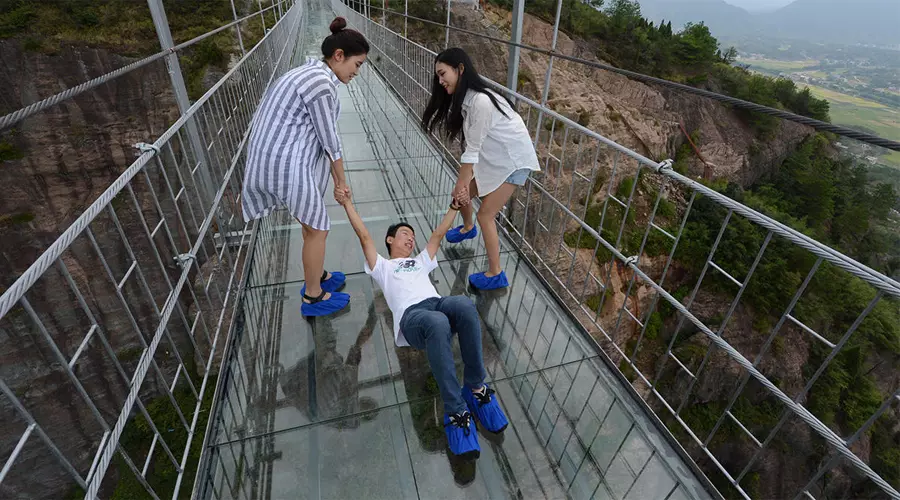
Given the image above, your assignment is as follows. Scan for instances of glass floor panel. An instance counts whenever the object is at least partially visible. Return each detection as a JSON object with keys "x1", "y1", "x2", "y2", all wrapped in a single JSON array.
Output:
[{"x1": 198, "y1": 7, "x2": 712, "y2": 499}]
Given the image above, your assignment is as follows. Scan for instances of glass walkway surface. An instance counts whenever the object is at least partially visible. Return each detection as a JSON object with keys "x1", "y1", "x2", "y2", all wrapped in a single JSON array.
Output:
[{"x1": 196, "y1": 7, "x2": 711, "y2": 500}]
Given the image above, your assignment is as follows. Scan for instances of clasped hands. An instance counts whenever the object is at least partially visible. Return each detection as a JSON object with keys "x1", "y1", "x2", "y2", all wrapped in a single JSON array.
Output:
[
  {"x1": 452, "y1": 184, "x2": 472, "y2": 207},
  {"x1": 334, "y1": 183, "x2": 352, "y2": 205}
]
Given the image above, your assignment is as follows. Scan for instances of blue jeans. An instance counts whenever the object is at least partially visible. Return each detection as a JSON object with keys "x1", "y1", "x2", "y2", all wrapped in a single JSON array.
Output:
[{"x1": 400, "y1": 296, "x2": 486, "y2": 415}]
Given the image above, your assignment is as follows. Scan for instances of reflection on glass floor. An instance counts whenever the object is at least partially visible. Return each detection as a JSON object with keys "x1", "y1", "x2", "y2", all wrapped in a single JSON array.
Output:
[{"x1": 198, "y1": 19, "x2": 712, "y2": 500}]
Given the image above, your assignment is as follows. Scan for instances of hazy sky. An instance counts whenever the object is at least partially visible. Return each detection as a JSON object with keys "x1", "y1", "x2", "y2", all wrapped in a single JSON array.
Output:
[{"x1": 722, "y1": 0, "x2": 794, "y2": 11}]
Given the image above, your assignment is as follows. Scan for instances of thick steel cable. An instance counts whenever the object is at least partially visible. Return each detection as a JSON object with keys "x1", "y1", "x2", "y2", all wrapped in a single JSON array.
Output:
[
  {"x1": 358, "y1": 7, "x2": 900, "y2": 299},
  {"x1": 0, "y1": 0, "x2": 290, "y2": 131},
  {"x1": 362, "y1": 3, "x2": 900, "y2": 152},
  {"x1": 526, "y1": 178, "x2": 900, "y2": 499},
  {"x1": 83, "y1": 6, "x2": 303, "y2": 497}
]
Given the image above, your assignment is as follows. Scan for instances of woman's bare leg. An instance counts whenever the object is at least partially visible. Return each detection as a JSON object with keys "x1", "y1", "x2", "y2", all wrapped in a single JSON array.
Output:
[
  {"x1": 477, "y1": 183, "x2": 517, "y2": 277},
  {"x1": 301, "y1": 222, "x2": 330, "y2": 302}
]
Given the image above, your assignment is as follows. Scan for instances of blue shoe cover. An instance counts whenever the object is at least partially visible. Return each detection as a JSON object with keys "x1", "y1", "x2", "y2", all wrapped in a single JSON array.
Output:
[
  {"x1": 301, "y1": 271, "x2": 346, "y2": 295},
  {"x1": 463, "y1": 385, "x2": 509, "y2": 433},
  {"x1": 301, "y1": 291, "x2": 350, "y2": 317},
  {"x1": 468, "y1": 271, "x2": 509, "y2": 290},
  {"x1": 444, "y1": 412, "x2": 480, "y2": 459},
  {"x1": 446, "y1": 225, "x2": 478, "y2": 243}
]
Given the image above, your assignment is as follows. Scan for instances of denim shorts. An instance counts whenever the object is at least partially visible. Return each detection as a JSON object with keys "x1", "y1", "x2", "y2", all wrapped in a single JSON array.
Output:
[{"x1": 505, "y1": 168, "x2": 532, "y2": 186}]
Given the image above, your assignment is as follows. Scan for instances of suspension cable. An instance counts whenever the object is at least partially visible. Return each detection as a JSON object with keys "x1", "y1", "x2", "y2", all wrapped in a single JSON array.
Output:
[
  {"x1": 0, "y1": 0, "x2": 290, "y2": 132},
  {"x1": 359, "y1": 2, "x2": 900, "y2": 152}
]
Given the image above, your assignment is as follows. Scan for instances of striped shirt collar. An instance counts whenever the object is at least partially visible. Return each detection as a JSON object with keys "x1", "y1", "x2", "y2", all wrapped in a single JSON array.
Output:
[{"x1": 307, "y1": 56, "x2": 341, "y2": 85}]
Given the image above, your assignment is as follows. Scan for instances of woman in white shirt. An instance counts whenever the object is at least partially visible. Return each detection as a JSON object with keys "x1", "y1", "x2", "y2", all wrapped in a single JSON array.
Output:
[{"x1": 422, "y1": 48, "x2": 540, "y2": 290}]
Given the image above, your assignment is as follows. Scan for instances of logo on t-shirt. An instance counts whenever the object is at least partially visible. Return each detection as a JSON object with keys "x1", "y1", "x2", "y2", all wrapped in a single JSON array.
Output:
[{"x1": 394, "y1": 259, "x2": 420, "y2": 274}]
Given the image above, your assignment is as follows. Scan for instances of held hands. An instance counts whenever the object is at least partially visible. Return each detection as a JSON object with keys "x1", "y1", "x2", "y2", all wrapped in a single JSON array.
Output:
[
  {"x1": 334, "y1": 183, "x2": 352, "y2": 206},
  {"x1": 452, "y1": 183, "x2": 470, "y2": 207}
]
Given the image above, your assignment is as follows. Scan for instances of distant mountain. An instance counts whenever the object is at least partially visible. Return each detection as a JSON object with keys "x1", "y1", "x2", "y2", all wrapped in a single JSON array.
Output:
[
  {"x1": 762, "y1": 0, "x2": 900, "y2": 47},
  {"x1": 636, "y1": 0, "x2": 758, "y2": 37},
  {"x1": 635, "y1": 0, "x2": 900, "y2": 47},
  {"x1": 722, "y1": 0, "x2": 791, "y2": 13}
]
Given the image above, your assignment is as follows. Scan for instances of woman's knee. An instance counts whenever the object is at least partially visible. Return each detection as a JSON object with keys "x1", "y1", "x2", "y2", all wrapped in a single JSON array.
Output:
[
  {"x1": 476, "y1": 207, "x2": 497, "y2": 223},
  {"x1": 301, "y1": 223, "x2": 328, "y2": 238}
]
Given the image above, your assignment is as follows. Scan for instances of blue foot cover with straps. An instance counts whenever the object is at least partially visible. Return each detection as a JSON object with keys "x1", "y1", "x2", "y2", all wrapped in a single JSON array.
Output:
[
  {"x1": 300, "y1": 270, "x2": 346, "y2": 296},
  {"x1": 463, "y1": 385, "x2": 509, "y2": 433},
  {"x1": 301, "y1": 290, "x2": 350, "y2": 317},
  {"x1": 446, "y1": 225, "x2": 478, "y2": 243},
  {"x1": 444, "y1": 411, "x2": 480, "y2": 459},
  {"x1": 468, "y1": 271, "x2": 509, "y2": 290}
]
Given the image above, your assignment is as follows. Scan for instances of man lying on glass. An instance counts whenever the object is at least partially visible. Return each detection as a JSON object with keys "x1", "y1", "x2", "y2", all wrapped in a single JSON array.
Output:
[{"x1": 337, "y1": 195, "x2": 508, "y2": 459}]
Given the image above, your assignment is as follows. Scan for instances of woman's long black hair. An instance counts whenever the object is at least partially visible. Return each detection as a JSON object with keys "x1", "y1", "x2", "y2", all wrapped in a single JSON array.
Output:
[{"x1": 421, "y1": 48, "x2": 512, "y2": 143}]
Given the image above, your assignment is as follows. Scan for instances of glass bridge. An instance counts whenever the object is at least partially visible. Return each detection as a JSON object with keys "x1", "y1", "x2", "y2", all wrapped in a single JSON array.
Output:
[
  {"x1": 0, "y1": 0, "x2": 896, "y2": 499},
  {"x1": 194, "y1": 7, "x2": 712, "y2": 499}
]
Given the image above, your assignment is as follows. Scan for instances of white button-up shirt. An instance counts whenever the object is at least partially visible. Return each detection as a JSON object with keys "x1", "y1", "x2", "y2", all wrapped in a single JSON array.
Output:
[{"x1": 461, "y1": 89, "x2": 540, "y2": 195}]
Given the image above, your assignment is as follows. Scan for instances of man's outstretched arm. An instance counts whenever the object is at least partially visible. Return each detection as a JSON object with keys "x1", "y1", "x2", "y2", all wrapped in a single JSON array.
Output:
[
  {"x1": 342, "y1": 200, "x2": 378, "y2": 270},
  {"x1": 426, "y1": 199, "x2": 462, "y2": 260}
]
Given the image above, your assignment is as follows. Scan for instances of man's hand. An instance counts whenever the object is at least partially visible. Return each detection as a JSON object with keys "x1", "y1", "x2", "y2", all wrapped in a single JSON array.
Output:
[{"x1": 334, "y1": 183, "x2": 352, "y2": 205}]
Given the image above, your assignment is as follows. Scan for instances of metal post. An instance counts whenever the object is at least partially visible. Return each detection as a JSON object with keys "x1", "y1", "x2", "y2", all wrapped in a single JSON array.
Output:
[
  {"x1": 383, "y1": 0, "x2": 387, "y2": 25},
  {"x1": 506, "y1": 0, "x2": 525, "y2": 93},
  {"x1": 533, "y1": 0, "x2": 563, "y2": 141},
  {"x1": 229, "y1": 0, "x2": 247, "y2": 55},
  {"x1": 257, "y1": 0, "x2": 268, "y2": 33},
  {"x1": 444, "y1": 0, "x2": 451, "y2": 49},
  {"x1": 146, "y1": 0, "x2": 217, "y2": 208},
  {"x1": 404, "y1": 0, "x2": 408, "y2": 37}
]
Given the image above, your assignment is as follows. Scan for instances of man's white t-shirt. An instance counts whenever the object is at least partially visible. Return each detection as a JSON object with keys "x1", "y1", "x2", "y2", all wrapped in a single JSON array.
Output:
[{"x1": 364, "y1": 249, "x2": 441, "y2": 347}]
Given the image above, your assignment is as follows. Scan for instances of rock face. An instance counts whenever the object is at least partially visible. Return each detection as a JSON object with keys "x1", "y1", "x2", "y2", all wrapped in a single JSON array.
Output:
[
  {"x1": 448, "y1": 6, "x2": 814, "y2": 187},
  {"x1": 0, "y1": 40, "x2": 180, "y2": 247}
]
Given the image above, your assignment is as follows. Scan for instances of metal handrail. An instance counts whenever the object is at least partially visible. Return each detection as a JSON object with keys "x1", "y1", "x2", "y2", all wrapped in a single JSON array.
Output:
[
  {"x1": 335, "y1": 1, "x2": 900, "y2": 498},
  {"x1": 0, "y1": 0, "x2": 291, "y2": 131}
]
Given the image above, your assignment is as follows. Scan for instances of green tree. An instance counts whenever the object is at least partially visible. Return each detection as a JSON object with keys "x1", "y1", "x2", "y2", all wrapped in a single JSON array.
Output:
[
  {"x1": 675, "y1": 22, "x2": 718, "y2": 69},
  {"x1": 870, "y1": 183, "x2": 898, "y2": 220}
]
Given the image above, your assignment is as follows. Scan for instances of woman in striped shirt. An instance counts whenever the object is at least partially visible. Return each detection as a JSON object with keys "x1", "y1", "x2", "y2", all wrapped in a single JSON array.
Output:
[{"x1": 242, "y1": 17, "x2": 369, "y2": 317}]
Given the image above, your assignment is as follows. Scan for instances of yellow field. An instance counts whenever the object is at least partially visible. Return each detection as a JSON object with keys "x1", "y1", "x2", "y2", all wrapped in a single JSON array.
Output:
[
  {"x1": 803, "y1": 70, "x2": 829, "y2": 79},
  {"x1": 797, "y1": 84, "x2": 900, "y2": 167},
  {"x1": 884, "y1": 151, "x2": 900, "y2": 166},
  {"x1": 805, "y1": 84, "x2": 890, "y2": 109},
  {"x1": 740, "y1": 58, "x2": 818, "y2": 72}
]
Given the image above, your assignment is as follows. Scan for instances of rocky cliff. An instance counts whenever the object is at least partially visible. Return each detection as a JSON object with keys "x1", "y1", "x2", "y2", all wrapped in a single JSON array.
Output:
[{"x1": 448, "y1": 5, "x2": 813, "y2": 187}]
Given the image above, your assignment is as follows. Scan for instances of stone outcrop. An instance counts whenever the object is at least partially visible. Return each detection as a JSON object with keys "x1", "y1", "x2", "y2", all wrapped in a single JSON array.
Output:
[{"x1": 448, "y1": 5, "x2": 814, "y2": 187}]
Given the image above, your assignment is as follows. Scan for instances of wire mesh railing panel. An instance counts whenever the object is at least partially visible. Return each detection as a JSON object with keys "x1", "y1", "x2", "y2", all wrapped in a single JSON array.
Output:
[
  {"x1": 0, "y1": 3, "x2": 303, "y2": 499},
  {"x1": 329, "y1": 1, "x2": 900, "y2": 498}
]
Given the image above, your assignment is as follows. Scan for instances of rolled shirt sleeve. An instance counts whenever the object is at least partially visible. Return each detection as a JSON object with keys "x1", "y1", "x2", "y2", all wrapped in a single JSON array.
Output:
[{"x1": 460, "y1": 92, "x2": 493, "y2": 165}]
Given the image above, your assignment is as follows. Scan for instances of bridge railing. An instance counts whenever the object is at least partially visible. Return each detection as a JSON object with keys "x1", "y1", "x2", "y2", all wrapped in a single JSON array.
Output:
[
  {"x1": 331, "y1": 1, "x2": 900, "y2": 498},
  {"x1": 0, "y1": 2, "x2": 303, "y2": 499}
]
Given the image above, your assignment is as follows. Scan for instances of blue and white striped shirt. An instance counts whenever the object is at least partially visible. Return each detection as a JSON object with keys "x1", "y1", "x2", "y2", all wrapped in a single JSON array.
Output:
[{"x1": 241, "y1": 58, "x2": 343, "y2": 230}]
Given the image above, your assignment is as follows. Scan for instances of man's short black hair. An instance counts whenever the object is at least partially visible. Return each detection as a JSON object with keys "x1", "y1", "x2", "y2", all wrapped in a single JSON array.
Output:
[{"x1": 385, "y1": 222, "x2": 415, "y2": 253}]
